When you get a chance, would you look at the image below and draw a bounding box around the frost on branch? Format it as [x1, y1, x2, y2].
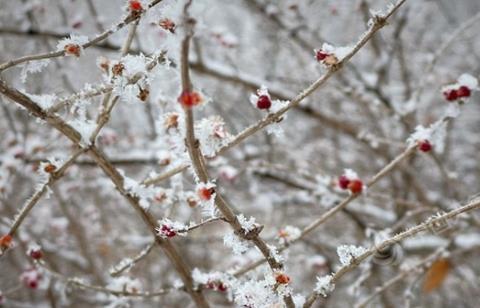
[337, 244, 367, 266]
[20, 60, 50, 83]
[315, 274, 335, 297]
[232, 271, 291, 307]
[107, 276, 142, 293]
[223, 231, 249, 255]
[26, 93, 56, 110]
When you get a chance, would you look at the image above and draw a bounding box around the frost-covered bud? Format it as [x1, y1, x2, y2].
[418, 140, 432, 152]
[159, 18, 176, 33]
[0, 234, 13, 249]
[43, 163, 57, 174]
[137, 87, 150, 102]
[20, 268, 42, 289]
[64, 44, 81, 57]
[159, 225, 177, 238]
[178, 90, 203, 108]
[164, 113, 180, 131]
[57, 35, 87, 57]
[157, 219, 185, 239]
[112, 62, 125, 76]
[96, 56, 110, 73]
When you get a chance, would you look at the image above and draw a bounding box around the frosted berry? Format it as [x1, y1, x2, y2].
[443, 89, 458, 101]
[418, 140, 432, 152]
[315, 50, 329, 62]
[178, 90, 202, 108]
[129, 0, 143, 12]
[64, 44, 81, 57]
[348, 179, 363, 194]
[159, 225, 176, 238]
[29, 248, 43, 260]
[338, 175, 350, 190]
[20, 269, 41, 289]
[256, 95, 271, 110]
[457, 86, 471, 98]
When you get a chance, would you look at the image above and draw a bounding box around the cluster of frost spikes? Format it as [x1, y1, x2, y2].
[110, 54, 155, 104]
[195, 116, 232, 157]
[223, 231, 249, 255]
[237, 214, 257, 234]
[337, 244, 367, 266]
[232, 273, 285, 307]
[315, 274, 335, 297]
[120, 170, 158, 210]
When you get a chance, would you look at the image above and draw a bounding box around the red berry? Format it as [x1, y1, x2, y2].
[275, 273, 291, 284]
[0, 234, 13, 249]
[217, 283, 227, 292]
[348, 179, 363, 194]
[29, 249, 43, 260]
[129, 0, 143, 12]
[315, 50, 329, 62]
[418, 140, 432, 152]
[178, 90, 202, 108]
[338, 175, 350, 190]
[198, 187, 215, 201]
[457, 86, 471, 98]
[443, 89, 458, 101]
[28, 280, 38, 289]
[256, 95, 271, 110]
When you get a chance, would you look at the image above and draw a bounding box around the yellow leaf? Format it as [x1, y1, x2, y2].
[422, 258, 451, 293]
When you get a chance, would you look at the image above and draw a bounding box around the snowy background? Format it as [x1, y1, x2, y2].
[1, 0, 480, 307]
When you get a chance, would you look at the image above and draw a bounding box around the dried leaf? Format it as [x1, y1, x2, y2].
[422, 258, 451, 293]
